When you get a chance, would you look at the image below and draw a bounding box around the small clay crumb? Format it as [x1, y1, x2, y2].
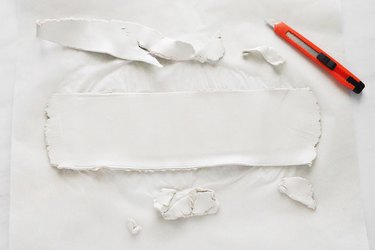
[127, 218, 142, 235]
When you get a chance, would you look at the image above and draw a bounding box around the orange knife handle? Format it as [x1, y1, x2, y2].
[274, 22, 365, 93]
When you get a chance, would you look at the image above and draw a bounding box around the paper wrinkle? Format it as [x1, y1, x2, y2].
[57, 63, 276, 94]
[279, 177, 317, 210]
[127, 218, 142, 235]
[153, 188, 219, 220]
[243, 46, 286, 67]
[45, 89, 321, 170]
[36, 19, 225, 66]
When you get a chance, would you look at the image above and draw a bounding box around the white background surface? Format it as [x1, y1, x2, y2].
[343, 0, 375, 249]
[0, 0, 374, 249]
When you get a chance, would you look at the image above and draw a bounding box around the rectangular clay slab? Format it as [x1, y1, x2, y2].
[45, 89, 320, 170]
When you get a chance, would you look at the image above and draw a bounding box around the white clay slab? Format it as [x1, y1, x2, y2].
[45, 89, 320, 170]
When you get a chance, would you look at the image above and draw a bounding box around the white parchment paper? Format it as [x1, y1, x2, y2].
[9, 0, 369, 249]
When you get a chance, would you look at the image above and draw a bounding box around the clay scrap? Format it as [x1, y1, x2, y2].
[243, 46, 285, 66]
[127, 218, 142, 235]
[153, 188, 219, 220]
[279, 177, 317, 210]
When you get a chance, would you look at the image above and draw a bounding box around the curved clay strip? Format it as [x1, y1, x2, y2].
[37, 18, 225, 66]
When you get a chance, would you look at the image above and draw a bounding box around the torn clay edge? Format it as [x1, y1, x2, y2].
[44, 88, 321, 171]
[36, 18, 225, 66]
